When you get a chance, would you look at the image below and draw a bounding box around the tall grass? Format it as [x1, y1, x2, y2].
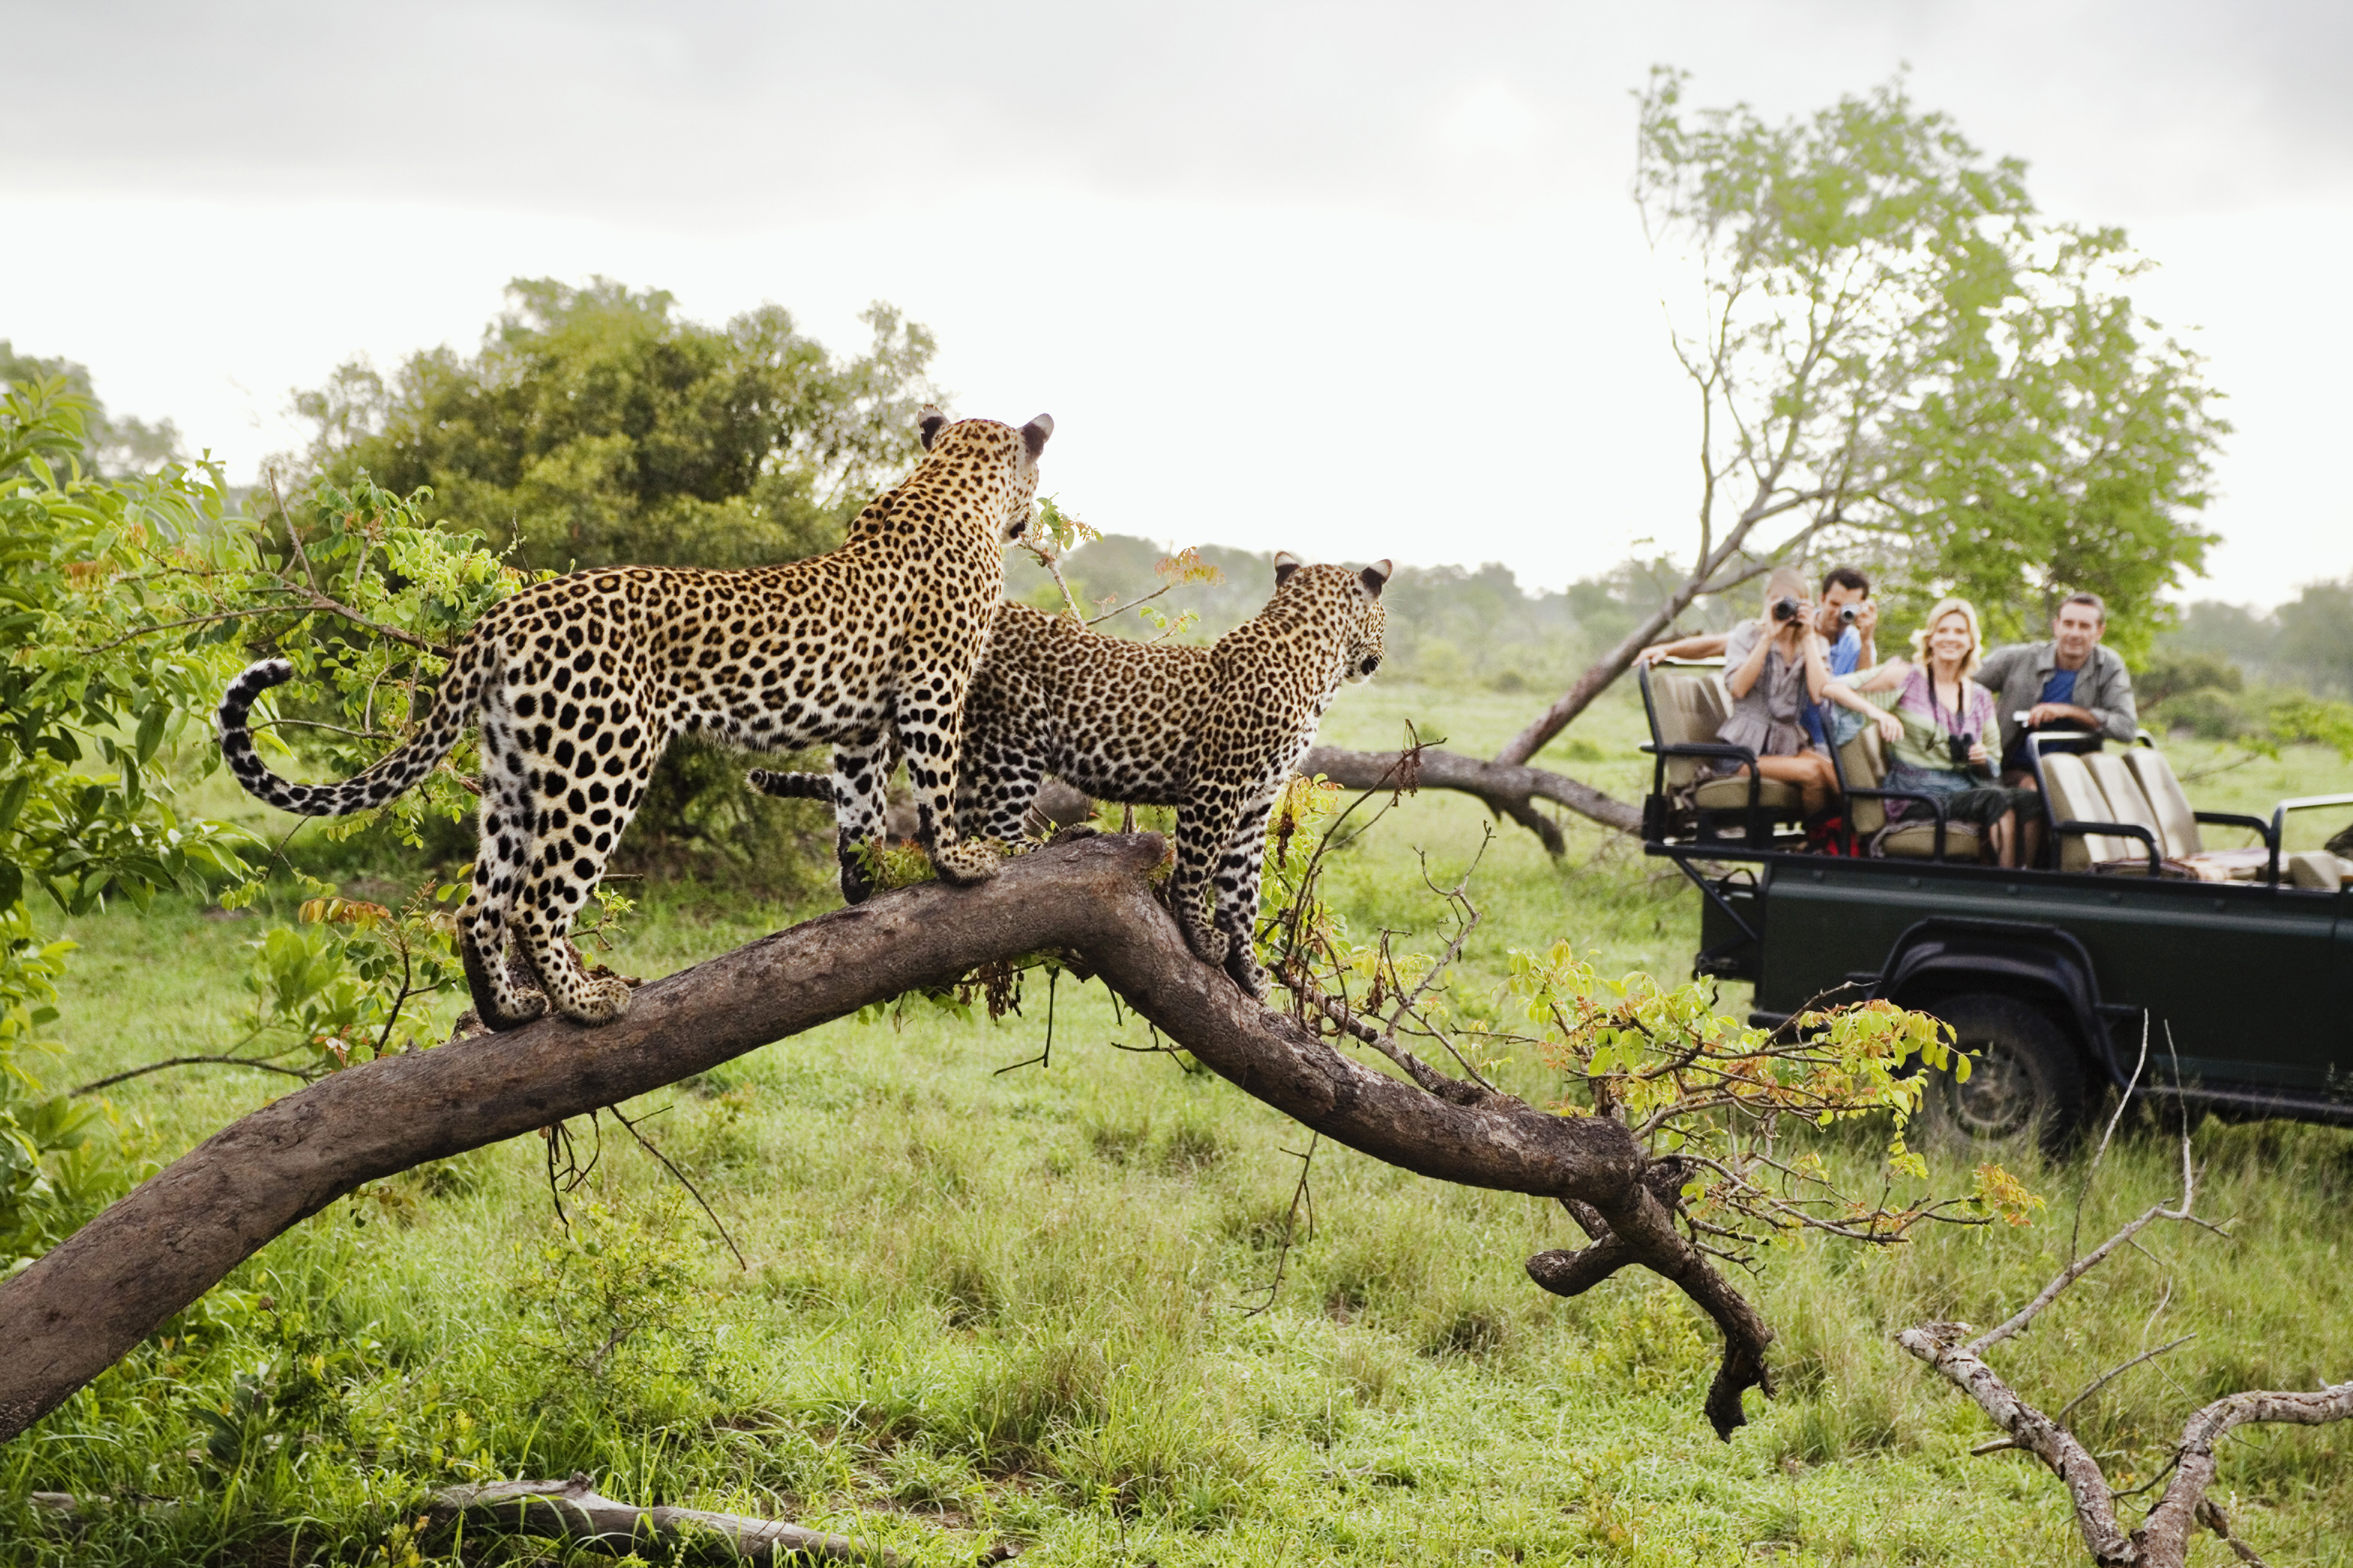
[6, 677, 2349, 1564]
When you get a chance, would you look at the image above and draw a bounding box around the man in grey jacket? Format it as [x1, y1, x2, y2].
[1980, 592, 2138, 785]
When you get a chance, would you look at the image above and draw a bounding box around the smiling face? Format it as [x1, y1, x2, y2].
[1925, 609, 1976, 668]
[2052, 599, 2104, 666]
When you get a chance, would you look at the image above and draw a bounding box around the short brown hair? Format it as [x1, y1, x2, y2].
[1820, 565, 1870, 597]
[2059, 591, 2106, 625]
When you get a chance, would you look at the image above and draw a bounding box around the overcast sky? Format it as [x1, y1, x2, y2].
[6, 0, 2348, 608]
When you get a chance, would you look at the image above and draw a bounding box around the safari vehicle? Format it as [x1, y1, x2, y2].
[1637, 660, 2353, 1150]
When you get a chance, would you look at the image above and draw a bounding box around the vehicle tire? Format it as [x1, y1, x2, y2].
[1911, 993, 2088, 1161]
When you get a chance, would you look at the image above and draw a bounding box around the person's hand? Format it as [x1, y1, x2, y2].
[1855, 600, 1879, 637]
[1637, 644, 1672, 666]
[1967, 739, 1991, 768]
[1874, 711, 1903, 745]
[2026, 701, 2066, 728]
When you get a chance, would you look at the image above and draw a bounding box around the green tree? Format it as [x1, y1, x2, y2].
[0, 341, 182, 475]
[2275, 576, 2353, 697]
[1496, 68, 2224, 766]
[0, 378, 254, 1259]
[290, 277, 937, 572]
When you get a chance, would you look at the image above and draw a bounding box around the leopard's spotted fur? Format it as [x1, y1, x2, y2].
[218, 411, 1052, 1029]
[752, 555, 1388, 997]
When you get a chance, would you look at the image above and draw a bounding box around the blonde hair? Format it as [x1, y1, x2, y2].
[1908, 597, 1984, 679]
[1760, 567, 1808, 616]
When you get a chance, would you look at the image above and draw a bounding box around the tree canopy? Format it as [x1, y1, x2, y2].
[1633, 67, 2225, 662]
[293, 278, 937, 573]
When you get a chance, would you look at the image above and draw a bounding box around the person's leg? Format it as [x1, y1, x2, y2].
[1990, 808, 2019, 868]
[1755, 753, 1834, 817]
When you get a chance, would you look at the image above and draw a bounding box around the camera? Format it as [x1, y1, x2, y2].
[1837, 603, 1863, 626]
[1771, 596, 1802, 623]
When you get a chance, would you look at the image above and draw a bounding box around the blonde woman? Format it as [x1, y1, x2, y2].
[1712, 568, 1842, 845]
[1827, 597, 2038, 866]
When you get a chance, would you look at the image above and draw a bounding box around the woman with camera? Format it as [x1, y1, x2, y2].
[1827, 597, 2039, 867]
[1713, 569, 1844, 848]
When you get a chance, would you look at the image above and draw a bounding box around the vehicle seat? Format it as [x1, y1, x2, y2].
[1835, 721, 1982, 860]
[2288, 850, 2353, 891]
[1649, 668, 1805, 817]
[2040, 753, 2137, 871]
[2120, 747, 2272, 882]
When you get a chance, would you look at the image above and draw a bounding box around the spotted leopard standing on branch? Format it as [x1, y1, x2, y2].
[751, 554, 1388, 998]
[218, 409, 1053, 1030]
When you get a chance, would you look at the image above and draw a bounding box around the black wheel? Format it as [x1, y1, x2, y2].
[1912, 993, 2087, 1160]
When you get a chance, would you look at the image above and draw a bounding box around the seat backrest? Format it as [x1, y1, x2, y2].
[1649, 670, 1732, 788]
[2124, 747, 2203, 859]
[2085, 753, 2165, 850]
[2288, 851, 2351, 891]
[1836, 724, 1888, 834]
[2041, 753, 2126, 870]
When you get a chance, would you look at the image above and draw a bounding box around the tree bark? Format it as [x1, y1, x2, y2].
[425, 1474, 908, 1563]
[0, 832, 1768, 1444]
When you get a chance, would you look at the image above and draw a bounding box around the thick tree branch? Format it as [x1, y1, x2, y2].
[0, 833, 1768, 1444]
[1298, 745, 1641, 844]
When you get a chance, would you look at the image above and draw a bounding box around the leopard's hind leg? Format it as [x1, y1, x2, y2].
[503, 715, 653, 1026]
[1209, 785, 1280, 1000]
[457, 719, 548, 1029]
[828, 733, 897, 904]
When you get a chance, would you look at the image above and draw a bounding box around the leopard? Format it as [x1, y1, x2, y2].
[217, 409, 1053, 1031]
[750, 553, 1389, 998]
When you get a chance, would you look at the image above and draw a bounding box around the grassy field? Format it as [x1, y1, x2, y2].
[6, 676, 2352, 1565]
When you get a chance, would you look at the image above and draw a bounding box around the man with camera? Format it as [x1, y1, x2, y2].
[1637, 566, 1878, 749]
[1978, 592, 2139, 785]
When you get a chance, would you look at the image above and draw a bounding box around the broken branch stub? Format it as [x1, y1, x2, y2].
[0, 833, 1770, 1444]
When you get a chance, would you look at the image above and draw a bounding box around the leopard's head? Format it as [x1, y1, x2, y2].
[1272, 553, 1390, 683]
[919, 406, 1054, 543]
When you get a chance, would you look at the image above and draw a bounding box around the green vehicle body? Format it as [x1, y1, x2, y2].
[1638, 666, 2353, 1129]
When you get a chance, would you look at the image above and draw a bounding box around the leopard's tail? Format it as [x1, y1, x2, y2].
[745, 767, 835, 805]
[218, 642, 488, 817]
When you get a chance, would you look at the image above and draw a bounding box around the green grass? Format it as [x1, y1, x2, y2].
[6, 682, 2352, 1565]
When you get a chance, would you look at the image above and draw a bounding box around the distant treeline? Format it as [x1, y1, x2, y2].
[1006, 535, 1748, 693]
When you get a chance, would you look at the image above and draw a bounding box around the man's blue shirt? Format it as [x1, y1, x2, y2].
[1803, 626, 1864, 749]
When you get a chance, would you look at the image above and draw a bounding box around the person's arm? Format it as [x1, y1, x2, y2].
[1852, 600, 1879, 671]
[1636, 632, 1729, 667]
[1722, 622, 1773, 698]
[1846, 659, 1909, 694]
[1825, 678, 1904, 743]
[2087, 653, 2137, 742]
[1799, 628, 1830, 702]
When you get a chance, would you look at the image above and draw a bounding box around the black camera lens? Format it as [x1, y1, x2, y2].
[1772, 596, 1801, 623]
[1838, 604, 1862, 626]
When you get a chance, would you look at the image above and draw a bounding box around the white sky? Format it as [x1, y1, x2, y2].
[5, 0, 2348, 609]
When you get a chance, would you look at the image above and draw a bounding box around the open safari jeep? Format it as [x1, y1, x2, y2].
[1637, 660, 2353, 1150]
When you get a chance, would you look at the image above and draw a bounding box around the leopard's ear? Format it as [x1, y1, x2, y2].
[1020, 414, 1054, 460]
[1273, 551, 1302, 587]
[919, 406, 949, 451]
[1359, 560, 1392, 601]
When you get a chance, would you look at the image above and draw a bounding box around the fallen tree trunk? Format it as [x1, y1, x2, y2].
[0, 832, 1765, 1445]
[425, 1474, 935, 1563]
[1298, 745, 1642, 848]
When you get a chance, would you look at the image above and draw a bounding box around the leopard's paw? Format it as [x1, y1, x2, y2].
[930, 839, 1004, 886]
[1179, 914, 1230, 969]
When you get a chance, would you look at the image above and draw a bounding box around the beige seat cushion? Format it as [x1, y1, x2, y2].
[2288, 850, 2352, 891]
[2123, 747, 2203, 859]
[2040, 754, 2128, 871]
[1692, 775, 1806, 812]
[1877, 819, 1984, 860]
[1836, 725, 1889, 835]
[2085, 753, 2166, 849]
[1649, 671, 1733, 789]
